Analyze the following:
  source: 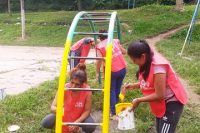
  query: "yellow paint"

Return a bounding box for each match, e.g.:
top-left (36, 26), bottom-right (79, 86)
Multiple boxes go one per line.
top-left (55, 40), bottom-right (71, 133)
top-left (102, 43), bottom-right (112, 133)
top-left (119, 93), bottom-right (125, 102)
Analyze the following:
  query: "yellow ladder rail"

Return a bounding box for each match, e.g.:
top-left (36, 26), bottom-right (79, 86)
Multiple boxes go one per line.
top-left (55, 11), bottom-right (120, 133)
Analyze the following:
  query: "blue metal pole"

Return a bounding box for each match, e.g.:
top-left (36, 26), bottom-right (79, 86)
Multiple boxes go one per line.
top-left (188, 1), bottom-right (200, 44)
top-left (180, 0), bottom-right (200, 56)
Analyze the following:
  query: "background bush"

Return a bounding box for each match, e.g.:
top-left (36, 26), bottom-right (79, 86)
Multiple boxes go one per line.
top-left (1, 0), bottom-right (196, 12)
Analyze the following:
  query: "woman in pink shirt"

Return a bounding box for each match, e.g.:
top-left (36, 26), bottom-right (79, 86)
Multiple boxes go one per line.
top-left (69, 37), bottom-right (94, 69)
top-left (41, 63), bottom-right (96, 133)
top-left (96, 29), bottom-right (127, 119)
top-left (122, 40), bottom-right (187, 133)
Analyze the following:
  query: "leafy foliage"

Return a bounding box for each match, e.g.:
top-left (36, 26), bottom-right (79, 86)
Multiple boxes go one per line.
top-left (1, 0), bottom-right (193, 12)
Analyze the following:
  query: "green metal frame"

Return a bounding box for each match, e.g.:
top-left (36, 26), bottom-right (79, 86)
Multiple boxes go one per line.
top-left (55, 11), bottom-right (121, 133)
top-left (180, 0), bottom-right (200, 56)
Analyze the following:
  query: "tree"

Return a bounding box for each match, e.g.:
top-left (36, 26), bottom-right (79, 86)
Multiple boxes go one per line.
top-left (20, 0), bottom-right (25, 39)
top-left (176, 0), bottom-right (184, 11)
top-left (77, 0), bottom-right (82, 11)
top-left (8, 0), bottom-right (11, 14)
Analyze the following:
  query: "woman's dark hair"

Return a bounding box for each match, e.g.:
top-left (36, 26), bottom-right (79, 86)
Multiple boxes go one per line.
top-left (70, 63), bottom-right (87, 84)
top-left (127, 40), bottom-right (154, 81)
top-left (99, 29), bottom-right (108, 41)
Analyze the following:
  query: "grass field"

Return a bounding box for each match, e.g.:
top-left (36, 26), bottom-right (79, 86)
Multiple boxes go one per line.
top-left (157, 25), bottom-right (200, 94)
top-left (0, 5), bottom-right (198, 47)
top-left (0, 4), bottom-right (200, 133)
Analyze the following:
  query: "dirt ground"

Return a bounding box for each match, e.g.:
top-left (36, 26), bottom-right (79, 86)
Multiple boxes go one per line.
top-left (0, 46), bottom-right (95, 95)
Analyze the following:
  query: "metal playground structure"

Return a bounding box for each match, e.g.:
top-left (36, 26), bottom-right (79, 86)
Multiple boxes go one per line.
top-left (55, 11), bottom-right (122, 133)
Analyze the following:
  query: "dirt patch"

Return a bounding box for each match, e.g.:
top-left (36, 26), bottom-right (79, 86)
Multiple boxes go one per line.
top-left (0, 45), bottom-right (96, 95)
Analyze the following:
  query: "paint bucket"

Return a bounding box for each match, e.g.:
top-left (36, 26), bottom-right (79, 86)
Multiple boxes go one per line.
top-left (115, 103), bottom-right (132, 115)
top-left (115, 103), bottom-right (135, 130)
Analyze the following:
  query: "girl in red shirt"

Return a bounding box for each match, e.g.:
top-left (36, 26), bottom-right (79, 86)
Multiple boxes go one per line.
top-left (41, 63), bottom-right (96, 133)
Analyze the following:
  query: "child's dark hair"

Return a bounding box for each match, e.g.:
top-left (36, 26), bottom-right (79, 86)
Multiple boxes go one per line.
top-left (99, 29), bottom-right (108, 41)
top-left (70, 63), bottom-right (87, 84)
top-left (127, 40), bottom-right (154, 81)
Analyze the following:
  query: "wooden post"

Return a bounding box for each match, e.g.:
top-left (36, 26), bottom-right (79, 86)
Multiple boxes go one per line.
top-left (20, 0), bottom-right (25, 39)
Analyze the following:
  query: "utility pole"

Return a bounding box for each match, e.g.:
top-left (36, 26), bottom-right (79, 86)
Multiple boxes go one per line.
top-left (20, 0), bottom-right (25, 39)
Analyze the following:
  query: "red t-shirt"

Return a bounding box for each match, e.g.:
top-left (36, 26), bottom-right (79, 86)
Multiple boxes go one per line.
top-left (70, 38), bottom-right (92, 63)
top-left (62, 83), bottom-right (90, 132)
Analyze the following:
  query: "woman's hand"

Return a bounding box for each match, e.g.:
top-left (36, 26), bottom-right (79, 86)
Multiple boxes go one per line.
top-left (131, 98), bottom-right (141, 111)
top-left (122, 83), bottom-right (133, 91)
top-left (121, 83), bottom-right (132, 95)
top-left (50, 105), bottom-right (57, 113)
top-left (121, 86), bottom-right (127, 95)
top-left (68, 126), bottom-right (80, 132)
top-left (123, 82), bottom-right (140, 91)
top-left (95, 73), bottom-right (99, 82)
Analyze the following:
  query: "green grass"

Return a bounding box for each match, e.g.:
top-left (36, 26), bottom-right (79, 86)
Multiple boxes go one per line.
top-left (0, 5), bottom-right (197, 46)
top-left (0, 63), bottom-right (154, 133)
top-left (178, 104), bottom-right (200, 133)
top-left (1, 4), bottom-right (200, 133)
top-left (156, 25), bottom-right (200, 94)
top-left (155, 22), bottom-right (200, 133)
top-left (2, 58), bottom-right (199, 133)
top-left (0, 80), bottom-right (58, 133)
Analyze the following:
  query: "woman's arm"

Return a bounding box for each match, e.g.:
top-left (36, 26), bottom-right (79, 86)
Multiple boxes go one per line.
top-left (50, 92), bottom-right (58, 113)
top-left (119, 44), bottom-right (126, 55)
top-left (96, 50), bottom-right (102, 81)
top-left (132, 73), bottom-right (166, 109)
top-left (74, 93), bottom-right (92, 123)
top-left (121, 82), bottom-right (140, 95)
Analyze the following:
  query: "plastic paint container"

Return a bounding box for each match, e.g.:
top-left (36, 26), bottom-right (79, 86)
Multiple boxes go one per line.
top-left (115, 103), bottom-right (135, 130)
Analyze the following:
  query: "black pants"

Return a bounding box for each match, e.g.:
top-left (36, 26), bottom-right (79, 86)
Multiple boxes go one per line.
top-left (156, 101), bottom-right (184, 133)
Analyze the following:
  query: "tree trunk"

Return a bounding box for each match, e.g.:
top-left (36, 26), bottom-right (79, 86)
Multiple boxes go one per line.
top-left (77, 0), bottom-right (82, 11)
top-left (20, 0), bottom-right (25, 39)
top-left (176, 0), bottom-right (184, 11)
top-left (8, 0), bottom-right (11, 14)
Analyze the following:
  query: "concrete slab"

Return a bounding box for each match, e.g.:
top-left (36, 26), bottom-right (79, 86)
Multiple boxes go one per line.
top-left (0, 45), bottom-right (96, 95)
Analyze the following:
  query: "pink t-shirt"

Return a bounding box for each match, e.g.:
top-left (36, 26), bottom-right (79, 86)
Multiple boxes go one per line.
top-left (71, 38), bottom-right (92, 63)
top-left (96, 39), bottom-right (126, 72)
top-left (154, 65), bottom-right (178, 102)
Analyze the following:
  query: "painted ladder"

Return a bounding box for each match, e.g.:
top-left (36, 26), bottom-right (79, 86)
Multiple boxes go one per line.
top-left (55, 11), bottom-right (122, 133)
